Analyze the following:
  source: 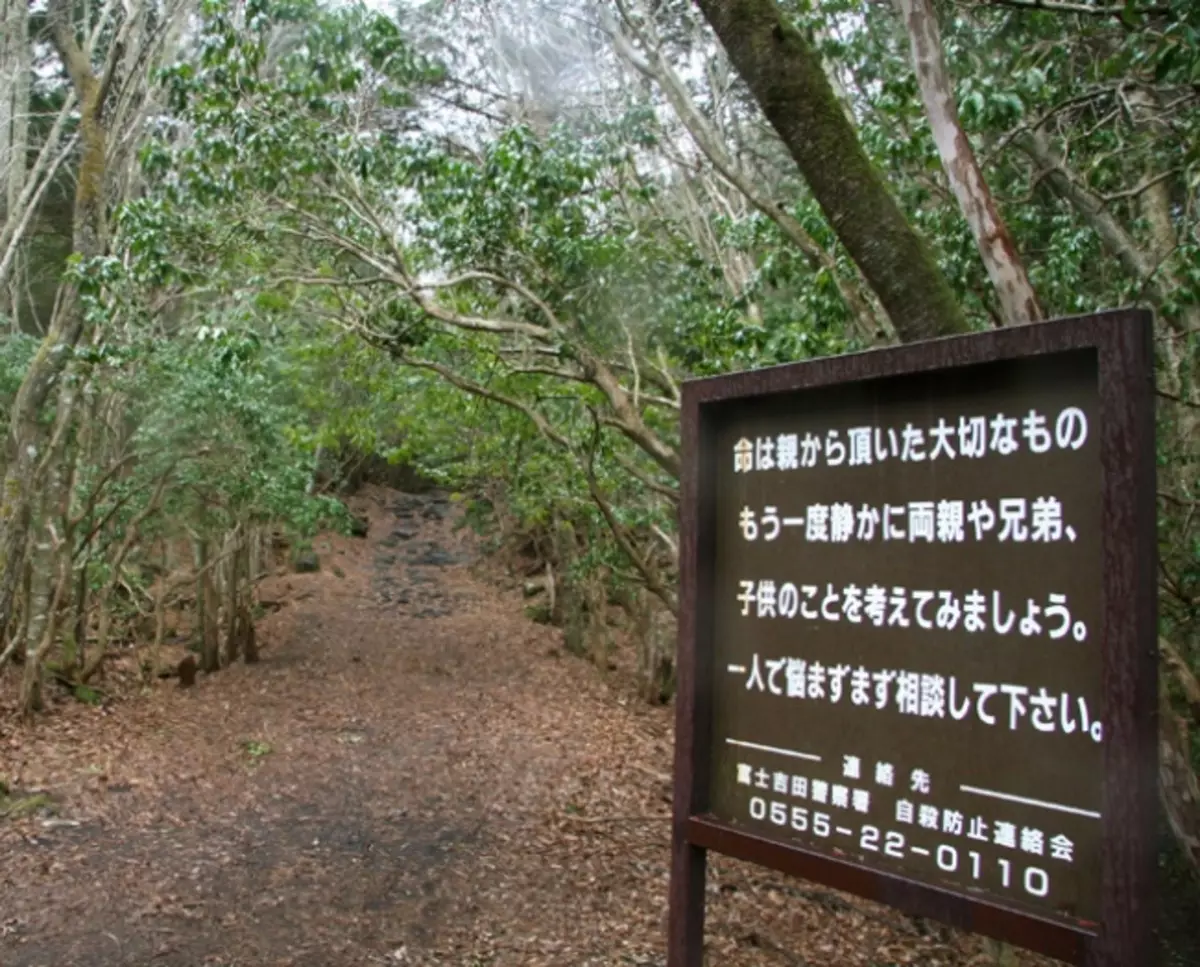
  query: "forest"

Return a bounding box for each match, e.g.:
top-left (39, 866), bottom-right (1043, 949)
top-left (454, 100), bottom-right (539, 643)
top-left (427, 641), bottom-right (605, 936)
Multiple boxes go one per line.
top-left (0, 0), bottom-right (1198, 963)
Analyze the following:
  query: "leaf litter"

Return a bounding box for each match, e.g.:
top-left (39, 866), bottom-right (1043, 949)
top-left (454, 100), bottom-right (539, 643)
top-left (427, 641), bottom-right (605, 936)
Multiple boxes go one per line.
top-left (0, 485), bottom-right (1054, 967)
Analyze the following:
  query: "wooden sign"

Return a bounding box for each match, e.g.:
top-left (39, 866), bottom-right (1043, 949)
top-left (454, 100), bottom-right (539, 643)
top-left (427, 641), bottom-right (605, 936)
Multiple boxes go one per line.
top-left (669, 310), bottom-right (1157, 966)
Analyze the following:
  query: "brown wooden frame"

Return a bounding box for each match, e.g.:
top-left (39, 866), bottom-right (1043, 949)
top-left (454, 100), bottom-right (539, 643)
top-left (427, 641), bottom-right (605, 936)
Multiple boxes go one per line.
top-left (668, 309), bottom-right (1157, 967)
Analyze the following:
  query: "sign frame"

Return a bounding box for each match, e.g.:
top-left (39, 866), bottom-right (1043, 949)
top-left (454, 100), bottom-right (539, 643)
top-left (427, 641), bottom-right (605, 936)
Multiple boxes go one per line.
top-left (668, 309), bottom-right (1157, 967)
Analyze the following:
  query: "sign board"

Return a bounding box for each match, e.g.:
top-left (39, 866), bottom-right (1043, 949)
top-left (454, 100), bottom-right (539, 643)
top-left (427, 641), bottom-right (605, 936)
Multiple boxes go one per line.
top-left (668, 311), bottom-right (1157, 967)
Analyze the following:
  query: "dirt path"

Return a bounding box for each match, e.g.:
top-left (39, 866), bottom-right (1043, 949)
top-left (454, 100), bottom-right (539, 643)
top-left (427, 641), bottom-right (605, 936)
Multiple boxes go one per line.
top-left (0, 487), bottom-right (1005, 967)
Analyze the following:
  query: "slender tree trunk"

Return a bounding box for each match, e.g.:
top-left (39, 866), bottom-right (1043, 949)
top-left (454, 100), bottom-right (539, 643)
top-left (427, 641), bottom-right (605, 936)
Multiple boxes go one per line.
top-left (19, 467), bottom-right (74, 717)
top-left (79, 470), bottom-right (170, 683)
top-left (149, 538), bottom-right (167, 680)
top-left (249, 526), bottom-right (262, 582)
top-left (894, 0), bottom-right (1042, 325)
top-left (0, 0), bottom-right (33, 322)
top-left (194, 539), bottom-right (219, 673)
top-left (0, 554), bottom-right (30, 669)
top-left (192, 538), bottom-right (207, 663)
top-left (65, 559), bottom-right (88, 675)
top-left (4, 0), bottom-right (29, 220)
top-left (607, 5), bottom-right (890, 342)
top-left (13, 554), bottom-right (29, 664)
top-left (0, 0), bottom-right (118, 642)
top-left (19, 518), bottom-right (73, 718)
top-left (17, 371), bottom-right (79, 717)
top-left (239, 539), bottom-right (257, 663)
top-left (222, 528), bottom-right (240, 665)
top-left (202, 560), bottom-right (219, 673)
top-left (691, 0), bottom-right (970, 341)
top-left (0, 0), bottom-right (12, 206)
top-left (18, 526), bottom-right (55, 715)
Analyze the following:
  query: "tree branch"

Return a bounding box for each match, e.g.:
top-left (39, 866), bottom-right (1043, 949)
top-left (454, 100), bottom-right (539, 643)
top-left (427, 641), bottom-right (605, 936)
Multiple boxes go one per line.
top-left (896, 0), bottom-right (1043, 324)
top-left (983, 0), bottom-right (1172, 17)
top-left (1016, 129), bottom-right (1189, 330)
top-left (583, 413), bottom-right (678, 616)
top-left (605, 2), bottom-right (887, 342)
top-left (692, 0), bottom-right (971, 341)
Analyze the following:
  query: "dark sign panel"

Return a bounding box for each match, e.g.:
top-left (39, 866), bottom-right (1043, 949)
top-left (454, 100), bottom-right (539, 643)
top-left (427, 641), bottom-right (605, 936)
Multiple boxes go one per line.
top-left (669, 312), bottom-right (1157, 967)
top-left (710, 348), bottom-right (1103, 922)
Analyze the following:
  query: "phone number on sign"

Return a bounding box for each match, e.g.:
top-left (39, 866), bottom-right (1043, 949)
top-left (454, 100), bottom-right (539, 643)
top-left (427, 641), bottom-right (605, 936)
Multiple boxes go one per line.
top-left (748, 795), bottom-right (1057, 900)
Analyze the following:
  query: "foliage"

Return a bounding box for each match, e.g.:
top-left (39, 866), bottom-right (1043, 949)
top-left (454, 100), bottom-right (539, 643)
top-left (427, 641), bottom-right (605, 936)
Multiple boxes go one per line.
top-left (1, 1), bottom-right (1197, 881)
top-left (0, 332), bottom-right (38, 406)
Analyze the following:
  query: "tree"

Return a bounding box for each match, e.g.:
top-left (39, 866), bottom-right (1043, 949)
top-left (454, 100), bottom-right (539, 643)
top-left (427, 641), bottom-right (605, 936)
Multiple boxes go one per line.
top-left (690, 0), bottom-right (972, 341)
top-left (0, 0), bottom-right (193, 650)
top-left (894, 0), bottom-right (1043, 325)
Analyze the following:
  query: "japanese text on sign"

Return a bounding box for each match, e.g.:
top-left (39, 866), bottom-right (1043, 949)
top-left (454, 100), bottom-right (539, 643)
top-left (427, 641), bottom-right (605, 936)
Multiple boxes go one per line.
top-left (707, 349), bottom-right (1105, 927)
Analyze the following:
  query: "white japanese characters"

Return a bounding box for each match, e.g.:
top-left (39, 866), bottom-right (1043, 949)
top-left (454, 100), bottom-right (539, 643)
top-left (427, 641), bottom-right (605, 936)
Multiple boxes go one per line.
top-left (719, 389), bottom-right (1102, 919)
top-left (733, 752), bottom-right (1075, 903)
top-left (737, 496), bottom-right (1077, 545)
top-left (729, 653), bottom-right (1104, 743)
top-left (732, 407), bottom-right (1089, 474)
top-left (734, 580), bottom-right (1088, 642)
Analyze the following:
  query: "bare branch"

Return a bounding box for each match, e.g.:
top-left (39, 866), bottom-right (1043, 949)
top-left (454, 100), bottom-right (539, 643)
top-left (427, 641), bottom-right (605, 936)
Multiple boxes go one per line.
top-left (47, 0), bottom-right (96, 98)
top-left (604, 1), bottom-right (888, 342)
top-left (1101, 168), bottom-right (1182, 204)
top-left (983, 0), bottom-right (1172, 17)
top-left (1016, 130), bottom-right (1193, 331)
top-left (610, 451), bottom-right (680, 504)
top-left (583, 413), bottom-right (678, 616)
top-left (397, 351), bottom-right (574, 451)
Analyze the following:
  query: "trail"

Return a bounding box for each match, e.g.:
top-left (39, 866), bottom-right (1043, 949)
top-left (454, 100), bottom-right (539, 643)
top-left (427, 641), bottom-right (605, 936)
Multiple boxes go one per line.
top-left (0, 488), bottom-right (1005, 967)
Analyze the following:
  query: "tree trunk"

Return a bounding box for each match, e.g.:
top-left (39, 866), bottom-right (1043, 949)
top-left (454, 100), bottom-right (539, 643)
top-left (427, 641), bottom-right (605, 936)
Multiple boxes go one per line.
top-left (4, 0), bottom-right (29, 219)
top-left (249, 526), bottom-right (262, 582)
top-left (12, 554), bottom-right (29, 664)
top-left (17, 371), bottom-right (79, 718)
top-left (18, 526), bottom-right (55, 717)
top-left (147, 538), bottom-right (167, 681)
top-left (607, 4), bottom-right (890, 342)
top-left (0, 0), bottom-right (116, 642)
top-left (0, 0), bottom-right (32, 323)
top-left (19, 522), bottom-right (72, 718)
top-left (0, 0), bottom-right (12, 208)
top-left (240, 538), bottom-right (258, 664)
top-left (691, 0), bottom-right (970, 342)
top-left (194, 539), bottom-right (219, 674)
top-left (222, 528), bottom-right (241, 665)
top-left (894, 0), bottom-right (1042, 326)
top-left (1160, 686), bottom-right (1200, 873)
top-left (19, 469), bottom-right (74, 717)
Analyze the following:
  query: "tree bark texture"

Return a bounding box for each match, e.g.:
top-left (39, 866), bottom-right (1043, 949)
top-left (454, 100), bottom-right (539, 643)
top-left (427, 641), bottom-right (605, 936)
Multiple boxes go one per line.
top-left (222, 529), bottom-right (241, 665)
top-left (195, 540), bottom-right (220, 674)
top-left (1, 0), bottom-right (32, 288)
top-left (895, 0), bottom-right (1043, 325)
top-left (691, 0), bottom-right (971, 342)
top-left (0, 0), bottom-right (116, 645)
top-left (607, 5), bottom-right (890, 342)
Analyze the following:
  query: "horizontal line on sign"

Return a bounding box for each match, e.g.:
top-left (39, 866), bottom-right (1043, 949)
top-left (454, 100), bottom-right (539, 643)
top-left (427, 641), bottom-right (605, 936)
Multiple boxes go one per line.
top-left (782, 517), bottom-right (805, 526)
top-left (727, 664), bottom-right (747, 674)
top-left (959, 784), bottom-right (1101, 820)
top-left (910, 846), bottom-right (930, 856)
top-left (836, 827), bottom-right (853, 836)
top-left (725, 738), bottom-right (821, 762)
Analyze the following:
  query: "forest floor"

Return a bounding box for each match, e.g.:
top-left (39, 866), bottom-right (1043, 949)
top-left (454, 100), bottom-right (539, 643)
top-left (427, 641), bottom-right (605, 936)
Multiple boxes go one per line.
top-left (0, 486), bottom-right (1041, 967)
